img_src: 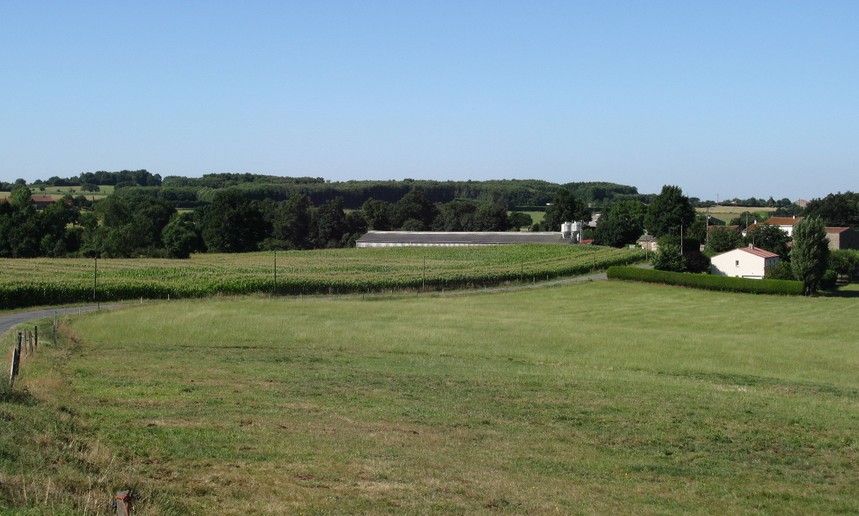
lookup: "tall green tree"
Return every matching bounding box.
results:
[707,227,743,254]
[790,215,830,295]
[803,191,859,228]
[312,197,348,248]
[652,237,686,272]
[745,223,791,259]
[162,212,204,258]
[199,190,269,253]
[394,188,438,230]
[271,194,313,249]
[542,189,590,231]
[644,185,696,238]
[593,200,646,247]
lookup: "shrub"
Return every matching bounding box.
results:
[607,266,803,295]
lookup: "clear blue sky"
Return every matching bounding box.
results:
[2,1,856,201]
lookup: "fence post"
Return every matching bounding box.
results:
[113,490,132,515]
[34,326,38,350]
[9,333,22,389]
[53,315,58,344]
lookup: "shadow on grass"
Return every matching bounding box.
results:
[0,382,37,406]
[824,283,859,297]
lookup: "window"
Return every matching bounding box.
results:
[735,260,739,267]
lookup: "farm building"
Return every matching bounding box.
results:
[824,227,859,250]
[710,245,780,279]
[356,222,586,248]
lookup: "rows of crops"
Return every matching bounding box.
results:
[0,245,645,308]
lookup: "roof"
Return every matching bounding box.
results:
[636,234,657,242]
[738,246,779,259]
[356,231,569,246]
[713,246,779,260]
[825,227,850,234]
[765,216,804,226]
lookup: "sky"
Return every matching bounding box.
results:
[1,1,857,201]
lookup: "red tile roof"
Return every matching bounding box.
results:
[825,227,850,234]
[766,216,804,226]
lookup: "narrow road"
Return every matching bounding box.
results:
[0,305,106,337]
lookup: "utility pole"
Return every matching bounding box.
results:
[93,255,99,310]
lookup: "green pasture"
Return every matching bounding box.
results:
[519,211,545,226]
[2,281,857,513]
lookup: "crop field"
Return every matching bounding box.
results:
[697,205,776,222]
[0,245,643,308]
[1,281,857,513]
[1,185,114,198]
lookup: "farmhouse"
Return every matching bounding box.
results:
[356,222,587,248]
[710,245,780,279]
[744,216,802,237]
[636,234,658,252]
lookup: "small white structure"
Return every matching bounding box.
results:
[710,245,780,279]
[561,221,584,243]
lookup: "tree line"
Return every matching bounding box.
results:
[0,186,551,259]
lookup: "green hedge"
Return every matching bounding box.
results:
[606,266,804,295]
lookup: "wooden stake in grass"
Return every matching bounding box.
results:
[9,332,22,389]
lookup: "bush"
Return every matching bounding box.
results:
[821,269,838,290]
[765,260,795,281]
[607,266,803,295]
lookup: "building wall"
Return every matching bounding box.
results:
[827,229,859,250]
[710,250,775,279]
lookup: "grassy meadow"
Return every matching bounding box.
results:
[2,280,858,513]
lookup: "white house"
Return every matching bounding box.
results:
[743,216,802,238]
[710,245,780,279]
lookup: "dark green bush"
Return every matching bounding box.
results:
[607,266,803,295]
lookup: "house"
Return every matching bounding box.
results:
[744,216,803,238]
[710,245,780,279]
[1,195,58,210]
[825,227,859,250]
[636,234,658,252]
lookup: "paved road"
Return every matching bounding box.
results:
[0,305,106,337]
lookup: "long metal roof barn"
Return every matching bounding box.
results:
[355,231,570,248]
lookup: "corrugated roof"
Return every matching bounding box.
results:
[356,231,569,246]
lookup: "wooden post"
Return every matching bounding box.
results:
[34,326,38,350]
[113,490,132,515]
[53,316,58,343]
[9,333,22,389]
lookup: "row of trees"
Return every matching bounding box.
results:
[0,186,537,259]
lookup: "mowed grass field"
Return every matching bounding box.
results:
[3,281,859,513]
